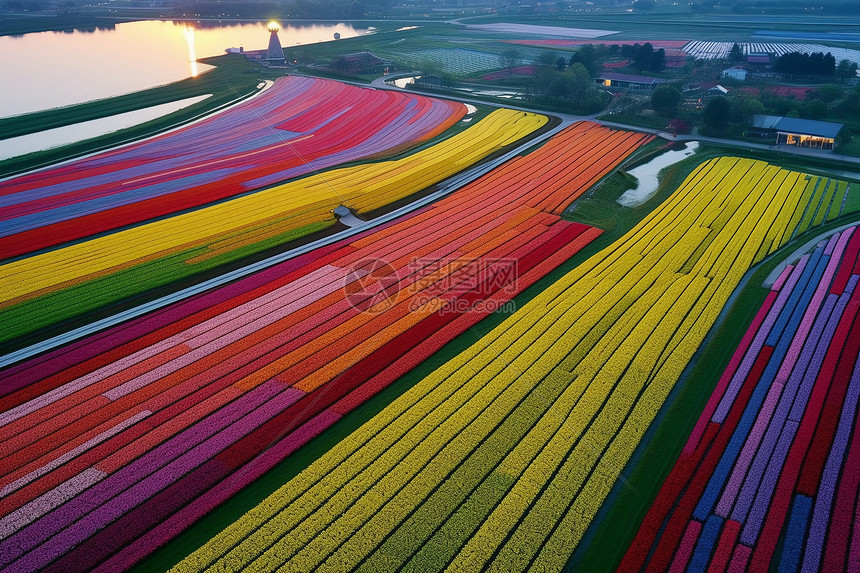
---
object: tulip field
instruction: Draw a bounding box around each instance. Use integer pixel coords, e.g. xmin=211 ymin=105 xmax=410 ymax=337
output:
xmin=620 ymin=224 xmax=860 ymax=573
xmin=0 ymin=76 xmax=466 ymax=260
xmin=5 ymin=66 xmax=860 ymax=573
xmin=166 ymin=156 xmax=843 ymax=573
xmin=0 ymin=107 xmax=546 ymax=344
xmin=0 ymin=122 xmax=656 ymax=572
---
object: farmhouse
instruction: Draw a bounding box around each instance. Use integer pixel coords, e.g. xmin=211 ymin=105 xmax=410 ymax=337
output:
xmin=722 ymin=67 xmax=747 ymax=81
xmin=330 ymin=51 xmax=391 ymax=74
xmin=751 ymin=114 xmax=845 ymax=151
xmin=596 ymin=72 xmax=667 ymax=94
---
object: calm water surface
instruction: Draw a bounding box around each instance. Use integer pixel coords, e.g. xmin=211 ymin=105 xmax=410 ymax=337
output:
xmin=0 ymin=20 xmax=369 ymax=118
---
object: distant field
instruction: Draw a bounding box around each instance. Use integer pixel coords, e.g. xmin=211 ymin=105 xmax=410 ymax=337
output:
xmin=401 ymin=48 xmax=514 ymax=76
xmin=683 ymin=40 xmax=860 ymax=65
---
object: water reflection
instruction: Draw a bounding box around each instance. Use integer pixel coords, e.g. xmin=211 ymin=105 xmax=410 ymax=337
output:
xmin=617 ymin=142 xmax=699 ymax=207
xmin=0 ymin=94 xmax=212 ymax=160
xmin=184 ymin=26 xmax=199 ymax=77
xmin=0 ymin=20 xmax=369 ymax=118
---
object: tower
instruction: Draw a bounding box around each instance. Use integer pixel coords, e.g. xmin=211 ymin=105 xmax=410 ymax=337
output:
xmin=265 ymin=22 xmax=285 ymax=64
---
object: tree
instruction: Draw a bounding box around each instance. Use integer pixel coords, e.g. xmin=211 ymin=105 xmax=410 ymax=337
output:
xmin=729 ymin=43 xmax=743 ymax=61
xmin=775 ymin=51 xmax=836 ymax=78
xmin=837 ymin=59 xmax=858 ymax=82
xmin=536 ymin=51 xmax=558 ymax=70
xmin=650 ymin=86 xmax=682 ymax=116
xmin=556 ymin=57 xmax=567 ymax=71
xmin=500 ymin=48 xmax=521 ymax=78
xmin=572 ymin=44 xmax=606 ymax=77
xmin=650 ymin=48 xmax=666 ymax=73
xmin=541 ymin=63 xmax=607 ymax=112
xmin=813 ymin=84 xmax=842 ymax=104
xmin=801 ymin=99 xmax=827 ymax=119
xmin=533 ymin=51 xmax=558 ymax=90
xmin=633 ymin=42 xmax=654 ymax=72
xmin=565 ymin=62 xmax=595 ymax=101
xmin=838 ymin=90 xmax=860 ymax=116
xmin=702 ymin=96 xmax=732 ymax=133
xmin=732 ymin=96 xmax=765 ymax=123
xmin=620 ymin=44 xmax=637 ymax=59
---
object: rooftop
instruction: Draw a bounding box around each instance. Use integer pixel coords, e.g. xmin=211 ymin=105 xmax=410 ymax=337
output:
xmin=598 ymin=72 xmax=667 ymax=85
xmin=753 ymin=115 xmax=844 ymax=138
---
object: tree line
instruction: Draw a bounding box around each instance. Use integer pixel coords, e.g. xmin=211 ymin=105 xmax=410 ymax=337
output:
xmin=774 ymin=51 xmax=836 ymax=79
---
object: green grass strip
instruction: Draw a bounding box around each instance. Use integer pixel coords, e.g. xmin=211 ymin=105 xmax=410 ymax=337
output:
xmin=797 ymin=176 xmax=824 ymax=234
xmin=812 ymin=178 xmax=836 ymax=227
xmin=829 ymin=180 xmax=850 ymax=221
xmin=785 ymin=176 xmax=815 ymax=242
xmin=845 ymin=183 xmax=860 ymax=215
xmin=0 ymin=220 xmax=332 ymax=344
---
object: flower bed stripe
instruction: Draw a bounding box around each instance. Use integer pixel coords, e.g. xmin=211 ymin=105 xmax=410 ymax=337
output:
xmin=802 ymin=350 xmax=860 ymax=572
xmin=0 ymin=77 xmax=465 ymax=258
xmin=0 ymin=122 xmax=647 ymax=571
xmin=169 ymin=156 xmax=821 ymax=573
xmin=779 ymin=494 xmax=813 ymax=573
xmin=0 ymin=108 xmax=545 ymax=343
xmin=621 ymin=225 xmax=860 ymax=572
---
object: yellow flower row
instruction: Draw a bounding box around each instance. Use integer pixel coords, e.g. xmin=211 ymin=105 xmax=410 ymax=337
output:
xmin=173 ymin=156 xmax=820 ymax=573
xmin=0 ymin=109 xmax=546 ymax=304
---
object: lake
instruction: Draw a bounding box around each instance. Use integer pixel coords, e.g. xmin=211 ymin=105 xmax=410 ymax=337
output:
xmin=0 ymin=20 xmax=370 ymax=118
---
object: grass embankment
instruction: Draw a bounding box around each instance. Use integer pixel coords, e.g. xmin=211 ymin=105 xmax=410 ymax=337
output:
xmin=0 ymin=54 xmax=272 ymax=177
xmin=0 ymin=14 xmax=132 ymax=36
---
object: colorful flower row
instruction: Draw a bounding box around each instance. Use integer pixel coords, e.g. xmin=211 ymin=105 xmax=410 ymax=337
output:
xmin=0 ymin=122 xmax=650 ymax=572
xmin=171 ymin=155 xmax=818 ymax=573
xmin=0 ymin=76 xmax=466 ymax=260
xmin=0 ymin=107 xmax=547 ymax=343
xmin=794 ymin=177 xmax=851 ymax=237
xmin=621 ymin=224 xmax=860 ymax=572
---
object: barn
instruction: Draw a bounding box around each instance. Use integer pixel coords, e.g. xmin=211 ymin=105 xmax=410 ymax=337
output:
xmin=751 ymin=115 xmax=845 ymax=151
xmin=596 ymin=72 xmax=667 ymax=94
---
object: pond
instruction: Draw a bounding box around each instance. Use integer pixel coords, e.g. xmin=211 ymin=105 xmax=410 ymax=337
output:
xmin=0 ymin=20 xmax=370 ymax=118
xmin=617 ymin=141 xmax=699 ymax=207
